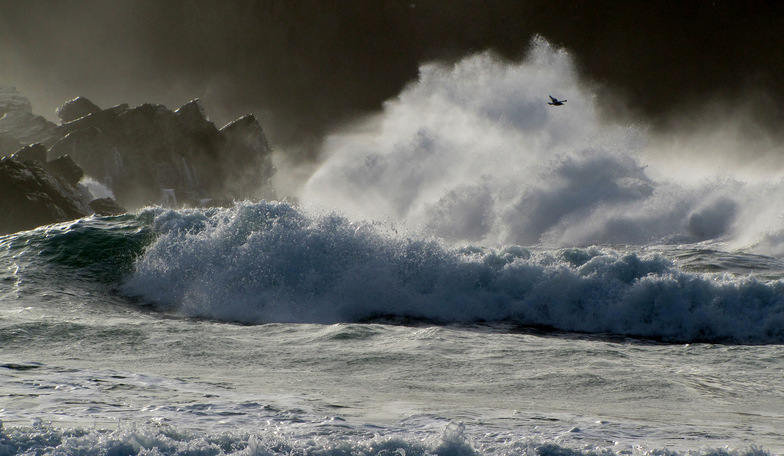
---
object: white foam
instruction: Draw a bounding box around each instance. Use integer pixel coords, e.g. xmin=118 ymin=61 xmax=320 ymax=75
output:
xmin=0 ymin=415 xmax=776 ymax=456
xmin=122 ymin=203 xmax=784 ymax=343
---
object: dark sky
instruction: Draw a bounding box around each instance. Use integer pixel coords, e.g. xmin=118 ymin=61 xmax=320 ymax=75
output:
xmin=1 ymin=0 xmax=783 ymax=160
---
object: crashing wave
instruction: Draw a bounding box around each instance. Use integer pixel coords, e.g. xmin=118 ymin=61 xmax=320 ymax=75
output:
xmin=120 ymin=203 xmax=784 ymax=343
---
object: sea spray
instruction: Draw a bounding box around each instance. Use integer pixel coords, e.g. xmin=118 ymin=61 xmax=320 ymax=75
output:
xmin=1 ymin=416 xmax=777 ymax=456
xmin=297 ymin=37 xmax=784 ymax=252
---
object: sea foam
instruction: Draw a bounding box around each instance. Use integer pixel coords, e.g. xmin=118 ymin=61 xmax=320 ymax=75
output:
xmin=122 ymin=203 xmax=784 ymax=343
xmin=0 ymin=418 xmax=775 ymax=456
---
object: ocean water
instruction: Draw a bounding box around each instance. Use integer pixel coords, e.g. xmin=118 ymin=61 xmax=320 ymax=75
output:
xmin=2 ymin=38 xmax=784 ymax=455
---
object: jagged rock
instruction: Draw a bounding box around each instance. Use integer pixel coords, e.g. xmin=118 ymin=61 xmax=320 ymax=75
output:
xmin=57 ymin=103 xmax=129 ymax=135
xmin=219 ymin=114 xmax=276 ymax=200
xmin=221 ymin=114 xmax=272 ymax=151
xmin=88 ymin=197 xmax=126 ymax=216
xmin=175 ymin=99 xmax=223 ymax=155
xmin=44 ymin=155 xmax=84 ymax=187
xmin=56 ymin=96 xmax=102 ymax=123
xmin=48 ymin=127 xmax=119 ymax=183
xmin=53 ymin=98 xmax=276 ymax=208
xmin=11 ymin=143 xmax=47 ymax=163
xmin=0 ymin=132 xmax=22 ymax=158
xmin=0 ymin=157 xmax=91 ymax=235
xmin=2 ymin=87 xmax=278 ymax=211
xmin=0 ymin=86 xmax=61 ymax=146
xmin=175 ymin=99 xmax=211 ymax=129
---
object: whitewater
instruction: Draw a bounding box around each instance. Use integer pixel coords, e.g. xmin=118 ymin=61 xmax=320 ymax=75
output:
xmin=2 ymin=37 xmax=783 ymax=454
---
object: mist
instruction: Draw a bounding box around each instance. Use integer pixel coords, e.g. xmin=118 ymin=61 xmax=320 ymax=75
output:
xmin=2 ymin=0 xmax=783 ymax=161
xmin=299 ymin=37 xmax=784 ymax=255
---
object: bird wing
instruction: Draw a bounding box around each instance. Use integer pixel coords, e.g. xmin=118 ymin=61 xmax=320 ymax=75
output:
xmin=549 ymin=95 xmax=557 ymax=102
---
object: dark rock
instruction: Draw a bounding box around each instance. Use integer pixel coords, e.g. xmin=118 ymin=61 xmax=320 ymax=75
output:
xmin=219 ymin=114 xmax=276 ymax=200
xmin=4 ymin=87 xmax=278 ymax=211
xmin=221 ymin=114 xmax=272 ymax=151
xmin=44 ymin=155 xmax=84 ymax=188
xmin=175 ymin=98 xmax=210 ymax=129
xmin=88 ymin=197 xmax=126 ymax=216
xmin=0 ymin=132 xmax=22 ymax=158
xmin=47 ymin=128 xmax=118 ymax=184
xmin=11 ymin=143 xmax=47 ymax=164
xmin=53 ymin=99 xmax=276 ymax=208
xmin=55 ymin=96 xmax=102 ymax=123
xmin=0 ymin=157 xmax=91 ymax=235
xmin=56 ymin=103 xmax=129 ymax=134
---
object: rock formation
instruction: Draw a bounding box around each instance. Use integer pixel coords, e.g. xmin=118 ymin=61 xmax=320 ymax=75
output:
xmin=44 ymin=155 xmax=84 ymax=188
xmin=50 ymin=97 xmax=276 ymax=208
xmin=0 ymin=87 xmax=279 ymax=234
xmin=11 ymin=143 xmax=47 ymax=163
xmin=0 ymin=146 xmax=127 ymax=235
xmin=88 ymin=197 xmax=127 ymax=216
xmin=0 ymin=157 xmax=92 ymax=235
xmin=0 ymin=132 xmax=22 ymax=158
xmin=55 ymin=96 xmax=102 ymax=123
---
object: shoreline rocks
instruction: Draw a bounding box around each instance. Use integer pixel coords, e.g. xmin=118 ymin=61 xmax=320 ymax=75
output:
xmin=0 ymin=156 xmax=91 ymax=235
xmin=0 ymin=87 xmax=278 ymax=235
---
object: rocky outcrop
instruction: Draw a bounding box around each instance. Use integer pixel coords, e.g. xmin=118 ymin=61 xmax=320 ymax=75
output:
xmin=219 ymin=114 xmax=276 ymax=200
xmin=0 ymin=132 xmax=22 ymax=158
xmin=50 ymin=97 xmax=276 ymax=208
xmin=44 ymin=155 xmax=84 ymax=187
xmin=10 ymin=143 xmax=83 ymax=187
xmin=0 ymin=87 xmax=277 ymax=234
xmin=55 ymin=96 xmax=102 ymax=123
xmin=11 ymin=143 xmax=47 ymax=163
xmin=0 ymin=157 xmax=91 ymax=235
xmin=88 ymin=197 xmax=127 ymax=216
xmin=0 ymin=152 xmax=128 ymax=235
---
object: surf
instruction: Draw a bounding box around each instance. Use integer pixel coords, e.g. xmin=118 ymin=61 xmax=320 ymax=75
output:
xmin=109 ymin=202 xmax=784 ymax=343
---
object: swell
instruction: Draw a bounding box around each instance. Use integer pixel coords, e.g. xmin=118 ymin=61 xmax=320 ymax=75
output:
xmin=0 ymin=214 xmax=152 ymax=288
xmin=120 ymin=203 xmax=784 ymax=344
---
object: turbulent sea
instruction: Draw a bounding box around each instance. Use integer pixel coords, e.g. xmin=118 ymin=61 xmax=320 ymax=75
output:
xmin=2 ymin=38 xmax=784 ymax=454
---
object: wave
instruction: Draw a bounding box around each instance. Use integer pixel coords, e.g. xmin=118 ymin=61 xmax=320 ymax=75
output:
xmin=0 ymin=419 xmax=774 ymax=456
xmin=0 ymin=215 xmax=151 ymax=284
xmin=119 ymin=202 xmax=784 ymax=344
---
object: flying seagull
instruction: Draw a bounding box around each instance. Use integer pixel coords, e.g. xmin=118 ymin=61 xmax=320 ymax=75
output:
xmin=548 ymin=95 xmax=566 ymax=106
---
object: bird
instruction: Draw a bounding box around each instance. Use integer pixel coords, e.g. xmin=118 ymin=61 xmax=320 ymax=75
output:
xmin=548 ymin=95 xmax=566 ymax=106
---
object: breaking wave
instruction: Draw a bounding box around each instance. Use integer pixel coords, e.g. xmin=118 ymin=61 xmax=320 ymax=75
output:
xmin=120 ymin=203 xmax=784 ymax=343
xmin=0 ymin=419 xmax=774 ymax=456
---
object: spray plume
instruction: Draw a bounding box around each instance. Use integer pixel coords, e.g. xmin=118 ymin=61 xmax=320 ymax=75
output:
xmin=299 ymin=37 xmax=784 ymax=255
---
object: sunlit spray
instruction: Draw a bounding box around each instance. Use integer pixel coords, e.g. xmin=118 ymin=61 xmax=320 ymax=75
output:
xmin=299 ymin=37 xmax=784 ymax=253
